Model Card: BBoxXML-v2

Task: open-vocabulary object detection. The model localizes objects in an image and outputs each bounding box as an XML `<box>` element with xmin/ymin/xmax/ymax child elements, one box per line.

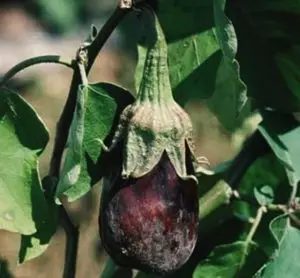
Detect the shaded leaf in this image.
<box><xmin>55</xmin><ymin>84</ymin><xmax>87</xmax><ymax>203</ymax></box>
<box><xmin>226</xmin><ymin>0</ymin><xmax>300</xmax><ymax>111</ymax></box>
<box><xmin>135</xmin><ymin>0</ymin><xmax>250</xmax><ymax>131</ymax></box>
<box><xmin>258</xmin><ymin>110</ymin><xmax>300</xmax><ymax>188</ymax></box>
<box><xmin>56</xmin><ymin>83</ymin><xmax>134</xmax><ymax>203</ymax></box>
<box><xmin>18</xmin><ymin>176</ymin><xmax>58</xmax><ymax>263</ymax></box>
<box><xmin>0</xmin><ymin>89</ymin><xmax>52</xmax><ymax>235</ymax></box>
<box><xmin>234</xmin><ymin>154</ymin><xmax>288</xmax><ymax>221</ymax></box>
<box><xmin>213</xmin><ymin>0</ymin><xmax>251</xmax><ymax>131</ymax></box>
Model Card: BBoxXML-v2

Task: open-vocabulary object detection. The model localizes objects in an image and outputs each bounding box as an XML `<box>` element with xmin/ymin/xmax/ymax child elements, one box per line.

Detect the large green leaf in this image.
<box><xmin>226</xmin><ymin>0</ymin><xmax>300</xmax><ymax>112</ymax></box>
<box><xmin>55</xmin><ymin>83</ymin><xmax>134</xmax><ymax>203</ymax></box>
<box><xmin>0</xmin><ymin>89</ymin><xmax>54</xmax><ymax>235</ymax></box>
<box><xmin>255</xmin><ymin>215</ymin><xmax>300</xmax><ymax>278</ymax></box>
<box><xmin>135</xmin><ymin>0</ymin><xmax>250</xmax><ymax>131</ymax></box>
<box><xmin>193</xmin><ymin>241</ymin><xmax>265</xmax><ymax>278</ymax></box>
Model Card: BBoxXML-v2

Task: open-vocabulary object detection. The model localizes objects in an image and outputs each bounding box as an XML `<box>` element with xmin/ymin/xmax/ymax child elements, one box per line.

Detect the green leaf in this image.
<box><xmin>135</xmin><ymin>0</ymin><xmax>250</xmax><ymax>131</ymax></box>
<box><xmin>234</xmin><ymin>154</ymin><xmax>288</xmax><ymax>221</ymax></box>
<box><xmin>0</xmin><ymin>89</ymin><xmax>54</xmax><ymax>236</ymax></box>
<box><xmin>256</xmin><ymin>216</ymin><xmax>300</xmax><ymax>278</ymax></box>
<box><xmin>56</xmin><ymin>83</ymin><xmax>134</xmax><ymax>203</ymax></box>
<box><xmin>226</xmin><ymin>0</ymin><xmax>300</xmax><ymax>111</ymax></box>
<box><xmin>193</xmin><ymin>241</ymin><xmax>265</xmax><ymax>278</ymax></box>
<box><xmin>258</xmin><ymin>110</ymin><xmax>300</xmax><ymax>188</ymax></box>
<box><xmin>18</xmin><ymin>176</ymin><xmax>58</xmax><ymax>263</ymax></box>
<box><xmin>254</xmin><ymin>185</ymin><xmax>275</xmax><ymax>206</ymax></box>
<box><xmin>55</xmin><ymin>84</ymin><xmax>87</xmax><ymax>203</ymax></box>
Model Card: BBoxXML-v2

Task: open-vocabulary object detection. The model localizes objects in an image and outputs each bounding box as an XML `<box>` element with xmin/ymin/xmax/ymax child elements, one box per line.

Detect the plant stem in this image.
<box><xmin>199</xmin><ymin>130</ymin><xmax>270</xmax><ymax>221</ymax></box>
<box><xmin>59</xmin><ymin>207</ymin><xmax>79</xmax><ymax>278</ymax></box>
<box><xmin>49</xmin><ymin>4</ymin><xmax>132</xmax><ymax>179</ymax></box>
<box><xmin>0</xmin><ymin>56</ymin><xmax>75</xmax><ymax>87</ymax></box>
<box><xmin>199</xmin><ymin>180</ymin><xmax>233</xmax><ymax>220</ymax></box>
<box><xmin>245</xmin><ymin>206</ymin><xmax>267</xmax><ymax>245</ymax></box>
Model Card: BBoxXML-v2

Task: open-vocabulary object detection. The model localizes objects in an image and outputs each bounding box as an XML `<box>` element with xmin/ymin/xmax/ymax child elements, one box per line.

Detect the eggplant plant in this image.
<box><xmin>1</xmin><ymin>0</ymin><xmax>300</xmax><ymax>278</ymax></box>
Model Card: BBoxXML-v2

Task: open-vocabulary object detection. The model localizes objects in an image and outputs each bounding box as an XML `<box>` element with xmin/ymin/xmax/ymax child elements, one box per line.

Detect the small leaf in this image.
<box><xmin>0</xmin><ymin>89</ymin><xmax>52</xmax><ymax>235</ymax></box>
<box><xmin>56</xmin><ymin>83</ymin><xmax>134</xmax><ymax>203</ymax></box>
<box><xmin>254</xmin><ymin>185</ymin><xmax>275</xmax><ymax>206</ymax></box>
<box><xmin>55</xmin><ymin>84</ymin><xmax>87</xmax><ymax>204</ymax></box>
<box><xmin>256</xmin><ymin>215</ymin><xmax>300</xmax><ymax>278</ymax></box>
<box><xmin>234</xmin><ymin>154</ymin><xmax>288</xmax><ymax>222</ymax></box>
<box><xmin>193</xmin><ymin>241</ymin><xmax>265</xmax><ymax>278</ymax></box>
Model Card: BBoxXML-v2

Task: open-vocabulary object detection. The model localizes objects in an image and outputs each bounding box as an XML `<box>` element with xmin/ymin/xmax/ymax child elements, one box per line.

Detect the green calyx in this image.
<box><xmin>105</xmin><ymin>7</ymin><xmax>211</xmax><ymax>181</ymax></box>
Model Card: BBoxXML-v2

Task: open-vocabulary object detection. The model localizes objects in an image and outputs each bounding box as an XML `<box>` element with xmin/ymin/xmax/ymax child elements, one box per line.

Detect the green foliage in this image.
<box><xmin>56</xmin><ymin>83</ymin><xmax>134</xmax><ymax>203</ymax></box>
<box><xmin>1</xmin><ymin>0</ymin><xmax>300</xmax><ymax>276</ymax></box>
<box><xmin>255</xmin><ymin>215</ymin><xmax>300</xmax><ymax>278</ymax></box>
<box><xmin>226</xmin><ymin>0</ymin><xmax>300</xmax><ymax>112</ymax></box>
<box><xmin>254</xmin><ymin>186</ymin><xmax>275</xmax><ymax>206</ymax></box>
<box><xmin>259</xmin><ymin>110</ymin><xmax>300</xmax><ymax>186</ymax></box>
<box><xmin>193</xmin><ymin>241</ymin><xmax>265</xmax><ymax>278</ymax></box>
<box><xmin>0</xmin><ymin>89</ymin><xmax>54</xmax><ymax>234</ymax></box>
<box><xmin>135</xmin><ymin>0</ymin><xmax>251</xmax><ymax>132</ymax></box>
<box><xmin>56</xmin><ymin>84</ymin><xmax>87</xmax><ymax>203</ymax></box>
<box><xmin>0</xmin><ymin>89</ymin><xmax>57</xmax><ymax>262</ymax></box>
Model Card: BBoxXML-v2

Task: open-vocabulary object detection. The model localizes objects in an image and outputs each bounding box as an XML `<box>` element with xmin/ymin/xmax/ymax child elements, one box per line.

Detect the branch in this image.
<box><xmin>47</xmin><ymin>1</ymin><xmax>149</xmax><ymax>278</ymax></box>
<box><xmin>199</xmin><ymin>180</ymin><xmax>233</xmax><ymax>220</ymax></box>
<box><xmin>49</xmin><ymin>2</ymin><xmax>134</xmax><ymax>179</ymax></box>
<box><xmin>0</xmin><ymin>56</ymin><xmax>75</xmax><ymax>88</ymax></box>
<box><xmin>245</xmin><ymin>206</ymin><xmax>267</xmax><ymax>245</ymax></box>
<box><xmin>198</xmin><ymin>130</ymin><xmax>271</xmax><ymax>236</ymax></box>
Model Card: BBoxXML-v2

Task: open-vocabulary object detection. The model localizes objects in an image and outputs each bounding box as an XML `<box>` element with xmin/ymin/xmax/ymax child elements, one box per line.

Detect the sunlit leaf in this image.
<box><xmin>0</xmin><ymin>89</ymin><xmax>54</xmax><ymax>236</ymax></box>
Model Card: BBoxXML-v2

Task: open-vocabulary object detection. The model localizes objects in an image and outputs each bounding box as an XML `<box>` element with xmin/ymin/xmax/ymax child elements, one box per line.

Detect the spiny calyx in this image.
<box><xmin>105</xmin><ymin>7</ymin><xmax>211</xmax><ymax>181</ymax></box>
